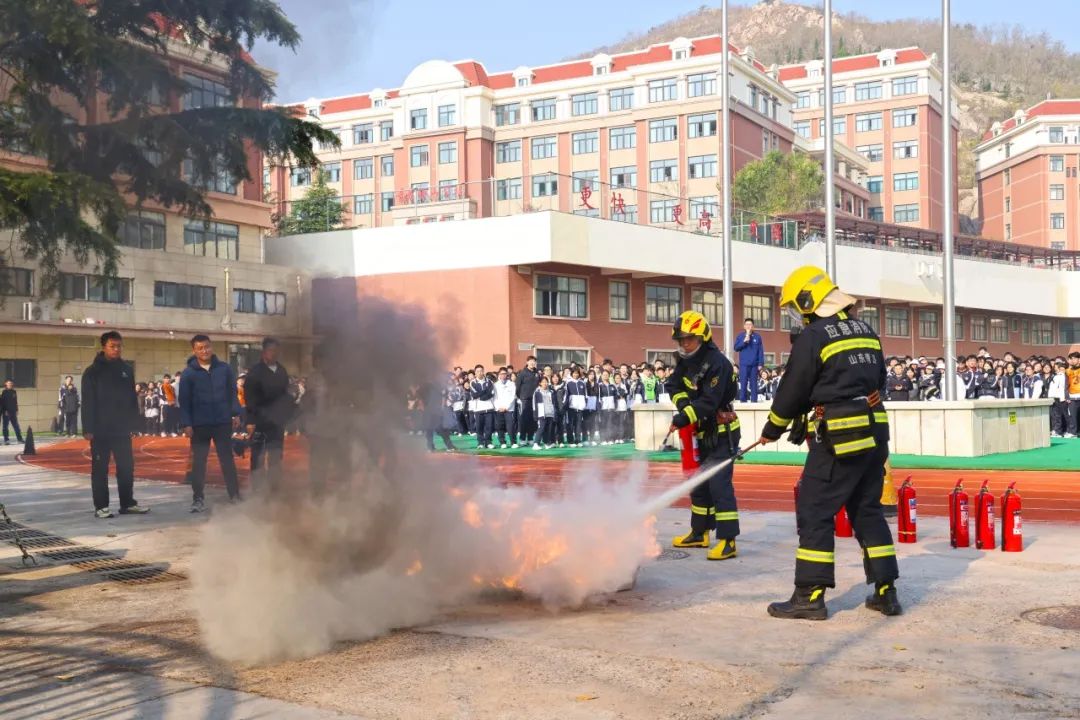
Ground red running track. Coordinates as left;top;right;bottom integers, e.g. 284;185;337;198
22;437;1080;524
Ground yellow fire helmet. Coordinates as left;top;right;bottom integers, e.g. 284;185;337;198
672;309;712;343
779;265;838;318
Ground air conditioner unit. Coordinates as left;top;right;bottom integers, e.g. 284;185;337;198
22;301;50;322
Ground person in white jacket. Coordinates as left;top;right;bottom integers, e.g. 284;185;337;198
493;368;518;448
1048;362;1069;437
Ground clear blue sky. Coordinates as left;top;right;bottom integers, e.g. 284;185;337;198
260;0;1080;102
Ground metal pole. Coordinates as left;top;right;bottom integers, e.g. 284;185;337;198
941;0;957;399
824;0;837;279
721;0;734;358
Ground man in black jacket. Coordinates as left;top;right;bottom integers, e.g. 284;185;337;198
515;356;541;444
0;379;23;445
244;337;293;492
81;331;148;518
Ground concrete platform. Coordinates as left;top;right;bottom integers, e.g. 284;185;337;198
1;443;1078;720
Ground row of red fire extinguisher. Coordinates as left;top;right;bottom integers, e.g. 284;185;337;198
794;477;1023;552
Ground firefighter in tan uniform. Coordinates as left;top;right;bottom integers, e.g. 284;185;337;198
759;266;902;620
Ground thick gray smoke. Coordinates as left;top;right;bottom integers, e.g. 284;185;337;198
191;296;660;666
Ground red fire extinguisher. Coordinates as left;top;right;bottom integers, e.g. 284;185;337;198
834;506;853;537
897;476;917;543
975;480;996;550
1001;482;1023;552
948;479;971;548
677;424;700;474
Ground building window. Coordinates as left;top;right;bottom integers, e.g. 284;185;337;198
494;103;520;126
867;176;883;193
153;281;214;310
1005;223;1011;240
183;157;236;194
894;203;920;223
893;171;919;192
854;81;882;101
649;118;678;143
689;197;718;220
793;120;811;139
571;92;598;116
535;274;587;318
535;348;590;367
832;86;847;104
1032;320;1053;345
893;140;918;160
438;141;457;164
857;144;884;162
437;104;456;127
989;317;1009;343
531;173;558;197
1049;126;1064;143
1050;184;1065;200
613;204;638;224
496;140;522;164
290;167;311;187
353;123;373;144
1004;168;1011;185
645;285;682;323
610;165;637;188
919;310;939;339
892;75;918;96
609;280;630;321
687;154;717;179
531;97;556;122
1050;155;1065;172
322;161;341;183
687;72;716;97
182;73;231;109
120;211;166;250
572;170;599;193
184;220;239;259
531;135;557;160
409;182;430;204
409;145;429;167
818;117;846;136
0;267;32;296
60;273;131;303
971;315;988;342
381;155;394;176
0;359;35;388
352;158;373;180
496;177;522;200
354;194;373;214
687;112;717;138
743;294;774;329
409;109;427;131
892;107;917;127
610;125;636;150
233;289;286;315
691;288;723;325
380;121;393;141
1051;213;1065;230
1060;320;1080;344
955;311;964;340
858;307;880;333
572;130;599;155
381;191;395;211
609;87;634;111
649;159;677;183
648;77;678;103
869;207;884;222
795;90;809;109
856;112;883;132
649;199;678;223
885;307;910;337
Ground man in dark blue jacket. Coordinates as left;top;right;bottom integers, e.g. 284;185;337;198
179;334;242;511
734;318;766;402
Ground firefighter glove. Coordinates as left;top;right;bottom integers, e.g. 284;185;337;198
671;411;692;429
760;421;785;442
788;413;808;446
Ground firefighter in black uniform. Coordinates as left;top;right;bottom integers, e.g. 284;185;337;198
667;310;741;561
759;266;902;620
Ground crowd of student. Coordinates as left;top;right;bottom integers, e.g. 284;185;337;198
411;347;1080;452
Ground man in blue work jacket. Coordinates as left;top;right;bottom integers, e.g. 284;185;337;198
734;318;765;402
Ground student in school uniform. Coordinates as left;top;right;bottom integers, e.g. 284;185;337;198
613;372;629;444
584;370;600;446
597;369;616;445
469;365;495;449
565;368;586;446
551;372;568;447
532;376;556;450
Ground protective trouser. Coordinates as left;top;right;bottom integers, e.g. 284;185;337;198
687;428;741;539
794;428;898;588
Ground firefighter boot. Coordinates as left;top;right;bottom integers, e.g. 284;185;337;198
865;582;903;616
767;585;828;621
672;529;709;548
707;538;737;561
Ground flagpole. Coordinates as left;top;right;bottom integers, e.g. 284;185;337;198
941;0;957;399
824;0;836;280
721;0;734;358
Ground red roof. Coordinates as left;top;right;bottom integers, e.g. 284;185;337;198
981;99;1080;141
778;48;928;81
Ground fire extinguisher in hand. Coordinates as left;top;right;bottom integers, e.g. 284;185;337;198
949;479;970;548
1001;482;1023;552
975;480;996;550
835;505;853;537
897;476;917;543
677;424;700;474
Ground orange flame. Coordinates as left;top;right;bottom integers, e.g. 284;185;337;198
405;560;423;576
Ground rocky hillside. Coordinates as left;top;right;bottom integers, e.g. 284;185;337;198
584;1;1080;230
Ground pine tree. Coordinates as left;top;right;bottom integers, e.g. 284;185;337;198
0;0;337;298
277;170;343;235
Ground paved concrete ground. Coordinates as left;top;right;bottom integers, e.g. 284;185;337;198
0;442;1077;720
